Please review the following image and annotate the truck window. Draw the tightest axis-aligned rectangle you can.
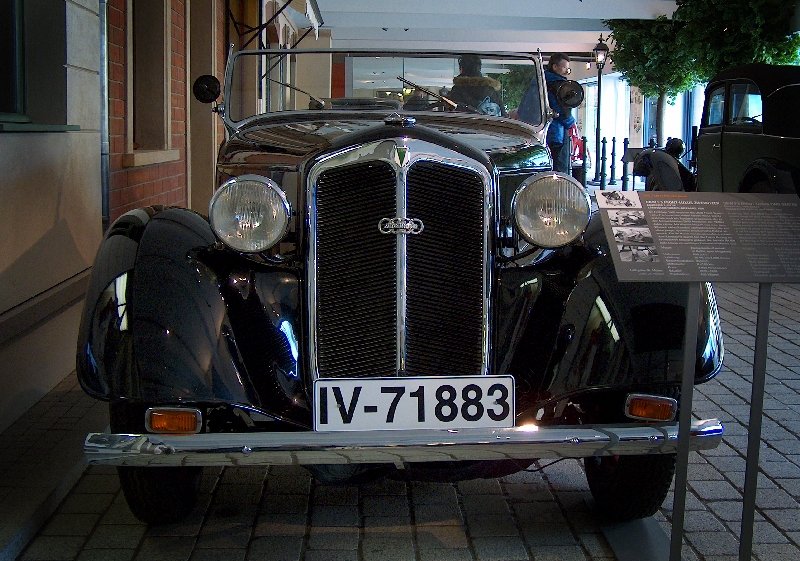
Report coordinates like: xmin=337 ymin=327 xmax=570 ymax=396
xmin=705 ymin=85 xmax=725 ymax=127
xmin=728 ymin=82 xmax=762 ymax=125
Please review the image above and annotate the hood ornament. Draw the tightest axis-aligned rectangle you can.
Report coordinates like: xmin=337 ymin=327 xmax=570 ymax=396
xmin=384 ymin=113 xmax=416 ymax=127
xmin=378 ymin=217 xmax=424 ymax=235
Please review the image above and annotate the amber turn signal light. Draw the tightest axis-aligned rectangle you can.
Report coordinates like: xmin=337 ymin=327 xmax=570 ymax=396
xmin=624 ymin=394 xmax=677 ymax=422
xmin=145 ymin=408 xmax=202 ymax=433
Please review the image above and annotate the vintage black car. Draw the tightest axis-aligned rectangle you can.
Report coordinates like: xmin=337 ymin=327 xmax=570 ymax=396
xmin=696 ymin=63 xmax=800 ymax=195
xmin=77 ymin=49 xmax=724 ymax=525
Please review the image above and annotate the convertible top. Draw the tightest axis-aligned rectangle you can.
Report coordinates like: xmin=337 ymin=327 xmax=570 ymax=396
xmin=709 ymin=63 xmax=800 ymax=97
xmin=709 ymin=63 xmax=800 ymax=138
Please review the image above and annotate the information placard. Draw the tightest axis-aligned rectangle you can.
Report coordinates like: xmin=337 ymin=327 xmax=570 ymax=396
xmin=596 ymin=191 xmax=800 ymax=283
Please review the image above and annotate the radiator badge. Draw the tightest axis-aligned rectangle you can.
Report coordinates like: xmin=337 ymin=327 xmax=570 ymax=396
xmin=378 ymin=217 xmax=424 ymax=235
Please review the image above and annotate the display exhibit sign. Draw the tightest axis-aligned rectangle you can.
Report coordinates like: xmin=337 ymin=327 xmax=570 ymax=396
xmin=596 ymin=191 xmax=800 ymax=282
xmin=596 ymin=190 xmax=800 ymax=561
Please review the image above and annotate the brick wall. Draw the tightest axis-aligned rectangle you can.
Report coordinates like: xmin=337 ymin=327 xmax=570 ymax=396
xmin=106 ymin=0 xmax=189 ymax=222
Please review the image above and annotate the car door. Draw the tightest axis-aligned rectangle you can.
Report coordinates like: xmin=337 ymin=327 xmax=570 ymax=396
xmin=721 ymin=81 xmax=764 ymax=192
xmin=696 ymin=83 xmax=725 ymax=191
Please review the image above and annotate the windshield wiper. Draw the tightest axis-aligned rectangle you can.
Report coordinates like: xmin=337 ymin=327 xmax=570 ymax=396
xmin=262 ymin=75 xmax=327 ymax=110
xmin=396 ymin=76 xmax=457 ymax=110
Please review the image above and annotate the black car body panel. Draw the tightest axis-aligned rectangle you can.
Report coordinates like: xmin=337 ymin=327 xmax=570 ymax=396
xmin=78 ymin=187 xmax=722 ymax=433
xmin=78 ymin=49 xmax=723 ymax=441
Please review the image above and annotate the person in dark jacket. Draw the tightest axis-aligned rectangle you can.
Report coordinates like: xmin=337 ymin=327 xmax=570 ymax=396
xmin=448 ymin=54 xmax=504 ymax=116
xmin=665 ymin=138 xmax=697 ymax=192
xmin=633 ymin=138 xmax=696 ymax=192
xmin=544 ymin=53 xmax=576 ymax=173
xmin=403 ymin=89 xmax=432 ymax=111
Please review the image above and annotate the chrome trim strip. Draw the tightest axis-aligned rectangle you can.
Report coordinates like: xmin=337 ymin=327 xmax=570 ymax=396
xmin=396 ymin=144 xmax=408 ymax=372
xmin=306 ymin=138 xmax=493 ymax=380
xmin=84 ymin=419 xmax=723 ymax=467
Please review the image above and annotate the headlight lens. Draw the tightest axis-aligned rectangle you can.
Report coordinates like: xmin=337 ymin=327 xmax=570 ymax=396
xmin=512 ymin=172 xmax=590 ymax=248
xmin=209 ymin=175 xmax=291 ymax=252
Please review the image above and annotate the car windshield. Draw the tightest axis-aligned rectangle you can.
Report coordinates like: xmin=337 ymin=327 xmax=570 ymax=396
xmin=225 ymin=50 xmax=544 ymax=125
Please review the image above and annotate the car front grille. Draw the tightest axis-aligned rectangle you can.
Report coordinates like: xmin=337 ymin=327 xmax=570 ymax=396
xmin=312 ymin=147 xmax=488 ymax=379
xmin=316 ymin=161 xmax=398 ymax=379
xmin=405 ymin=162 xmax=485 ymax=376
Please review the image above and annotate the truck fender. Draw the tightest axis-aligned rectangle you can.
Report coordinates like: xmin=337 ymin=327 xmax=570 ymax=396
xmin=739 ymin=158 xmax=799 ymax=195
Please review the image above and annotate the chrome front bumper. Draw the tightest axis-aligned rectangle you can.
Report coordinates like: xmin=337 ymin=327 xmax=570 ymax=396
xmin=84 ymin=419 xmax=723 ymax=467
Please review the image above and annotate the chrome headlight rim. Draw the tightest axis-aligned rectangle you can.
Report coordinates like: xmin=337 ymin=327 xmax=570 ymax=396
xmin=209 ymin=174 xmax=292 ymax=253
xmin=511 ymin=171 xmax=591 ymax=249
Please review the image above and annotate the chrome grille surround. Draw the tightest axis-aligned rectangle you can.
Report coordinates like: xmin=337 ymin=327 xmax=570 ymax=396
xmin=307 ymin=138 xmax=494 ymax=380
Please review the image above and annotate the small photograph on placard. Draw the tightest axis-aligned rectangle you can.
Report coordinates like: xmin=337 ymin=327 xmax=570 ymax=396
xmin=608 ymin=209 xmax=647 ymax=227
xmin=618 ymin=245 xmax=660 ymax=263
xmin=613 ymin=227 xmax=654 ymax=245
xmin=597 ymin=190 xmax=641 ymax=209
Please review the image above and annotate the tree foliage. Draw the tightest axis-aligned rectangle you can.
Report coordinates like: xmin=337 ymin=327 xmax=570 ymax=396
xmin=674 ymin=0 xmax=800 ymax=82
xmin=605 ymin=2 xmax=800 ymax=145
xmin=604 ymin=16 xmax=700 ymax=145
xmin=604 ymin=15 xmax=699 ymax=100
xmin=491 ymin=66 xmax=537 ymax=113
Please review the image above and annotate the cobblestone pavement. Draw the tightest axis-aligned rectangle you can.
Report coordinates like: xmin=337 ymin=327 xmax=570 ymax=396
xmin=13 ymin=283 xmax=800 ymax=561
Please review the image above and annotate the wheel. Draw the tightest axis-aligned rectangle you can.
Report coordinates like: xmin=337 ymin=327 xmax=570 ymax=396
xmin=748 ymin=179 xmax=775 ymax=193
xmin=110 ymin=402 xmax=202 ymax=525
xmin=117 ymin=465 xmax=202 ymax=524
xmin=394 ymin=459 xmax=534 ymax=482
xmin=584 ymin=454 xmax=676 ymax=521
xmin=304 ymin=463 xmax=396 ymax=485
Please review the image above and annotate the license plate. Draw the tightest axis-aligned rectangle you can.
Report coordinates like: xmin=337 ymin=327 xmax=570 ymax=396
xmin=313 ymin=376 xmax=514 ymax=431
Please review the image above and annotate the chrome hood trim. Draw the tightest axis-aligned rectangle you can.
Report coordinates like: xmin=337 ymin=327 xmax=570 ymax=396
xmin=84 ymin=419 xmax=723 ymax=467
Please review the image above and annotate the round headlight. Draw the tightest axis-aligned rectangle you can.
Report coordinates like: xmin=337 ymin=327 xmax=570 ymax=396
xmin=209 ymin=175 xmax=291 ymax=252
xmin=512 ymin=172 xmax=590 ymax=248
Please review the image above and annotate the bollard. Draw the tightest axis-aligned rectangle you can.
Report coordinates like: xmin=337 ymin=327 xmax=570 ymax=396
xmin=581 ymin=136 xmax=588 ymax=188
xmin=622 ymin=137 xmax=629 ymax=191
xmin=609 ymin=137 xmax=617 ymax=185
xmin=600 ymin=137 xmax=608 ymax=189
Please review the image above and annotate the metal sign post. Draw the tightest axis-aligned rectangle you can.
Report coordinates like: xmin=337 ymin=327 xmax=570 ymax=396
xmin=738 ymin=283 xmax=772 ymax=561
xmin=669 ymin=282 xmax=701 ymax=561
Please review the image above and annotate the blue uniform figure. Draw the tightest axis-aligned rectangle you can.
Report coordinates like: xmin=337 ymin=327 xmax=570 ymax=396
xmin=544 ymin=53 xmax=575 ymax=173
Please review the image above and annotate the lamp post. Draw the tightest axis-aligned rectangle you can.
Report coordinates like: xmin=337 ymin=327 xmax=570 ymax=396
xmin=591 ymin=34 xmax=609 ymax=183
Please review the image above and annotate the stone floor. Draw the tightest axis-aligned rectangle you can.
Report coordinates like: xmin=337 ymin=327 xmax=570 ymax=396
xmin=4 ymin=283 xmax=800 ymax=561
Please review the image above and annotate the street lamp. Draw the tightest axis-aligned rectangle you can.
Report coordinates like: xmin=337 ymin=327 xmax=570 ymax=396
xmin=592 ymin=34 xmax=609 ymax=184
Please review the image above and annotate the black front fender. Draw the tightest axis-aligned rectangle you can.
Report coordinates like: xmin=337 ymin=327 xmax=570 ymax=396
xmin=502 ymin=213 xmax=723 ymax=419
xmin=76 ymin=207 xmax=310 ymax=427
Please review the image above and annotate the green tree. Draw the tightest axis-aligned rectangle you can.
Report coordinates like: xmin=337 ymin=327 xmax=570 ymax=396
xmin=491 ymin=66 xmax=537 ymax=114
xmin=674 ymin=0 xmax=800 ymax=82
xmin=604 ymin=15 xmax=699 ymax=146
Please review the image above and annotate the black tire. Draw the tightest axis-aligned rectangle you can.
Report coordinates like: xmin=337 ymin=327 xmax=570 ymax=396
xmin=584 ymin=454 xmax=676 ymax=521
xmin=117 ymin=465 xmax=202 ymax=524
xmin=748 ymin=179 xmax=775 ymax=193
xmin=393 ymin=459 xmax=534 ymax=482
xmin=303 ymin=463 xmax=396 ymax=485
xmin=109 ymin=402 xmax=202 ymax=525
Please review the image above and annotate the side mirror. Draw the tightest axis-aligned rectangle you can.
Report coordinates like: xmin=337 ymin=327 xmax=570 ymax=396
xmin=192 ymin=75 xmax=221 ymax=104
xmin=555 ymin=80 xmax=584 ymax=109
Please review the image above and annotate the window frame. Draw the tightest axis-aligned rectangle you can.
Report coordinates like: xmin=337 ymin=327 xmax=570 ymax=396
xmin=725 ymin=80 xmax=763 ymax=133
xmin=123 ymin=0 xmax=179 ymax=167
xmin=702 ymin=83 xmax=726 ymax=130
xmin=0 ymin=0 xmax=29 ymax=123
